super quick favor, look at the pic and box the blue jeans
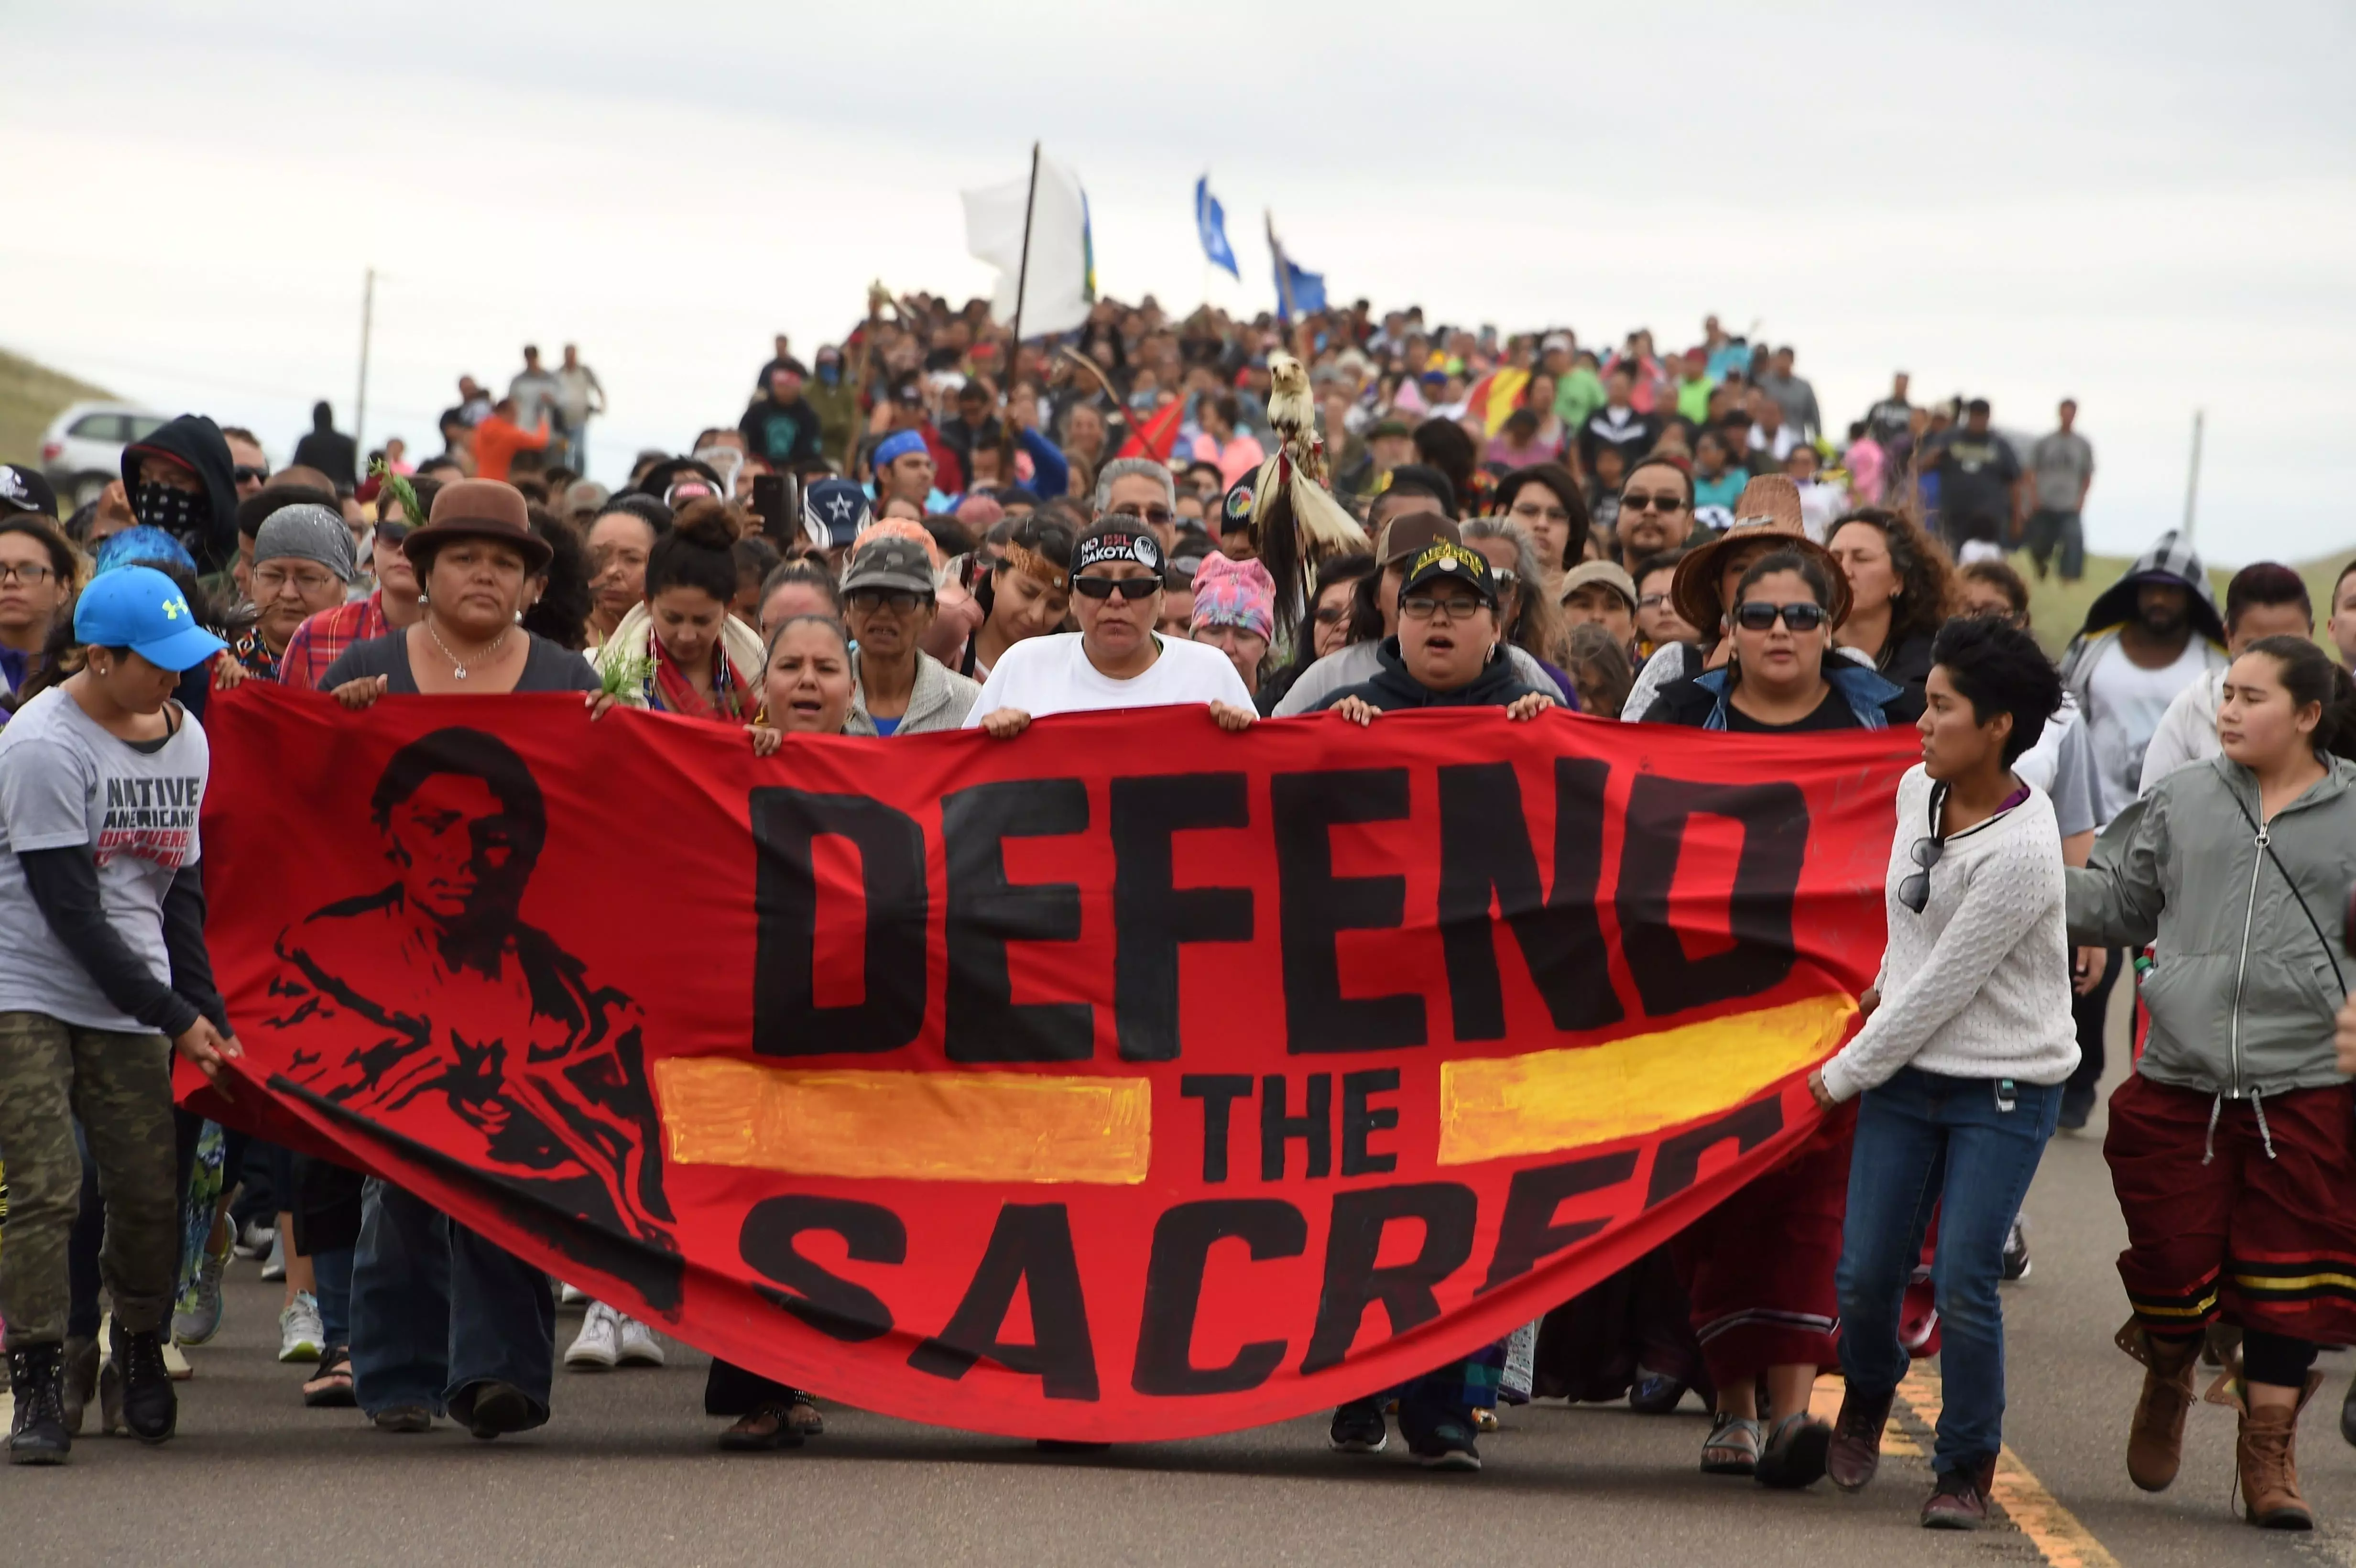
[314,1244,355,1348]
[1835,1067,2059,1475]
[349,1180,554,1425]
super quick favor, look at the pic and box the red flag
[1117,399,1186,462]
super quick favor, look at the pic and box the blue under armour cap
[73,565,226,673]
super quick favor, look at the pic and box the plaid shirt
[280,592,390,691]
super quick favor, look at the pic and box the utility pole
[355,267,376,457]
[2181,409,2204,543]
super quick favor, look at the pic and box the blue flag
[1194,176,1239,279]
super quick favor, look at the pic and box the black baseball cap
[1397,540,1499,606]
[0,464,59,520]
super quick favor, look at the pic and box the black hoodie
[1315,636,1554,713]
[121,414,240,575]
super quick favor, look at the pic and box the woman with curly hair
[1829,507,1953,711]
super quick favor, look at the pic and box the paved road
[14,1024,2356,1568]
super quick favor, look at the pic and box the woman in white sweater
[1806,616,2078,1530]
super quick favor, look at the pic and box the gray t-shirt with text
[0,687,208,1030]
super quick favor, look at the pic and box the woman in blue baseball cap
[0,564,240,1464]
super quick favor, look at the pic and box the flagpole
[1001,141,1041,487]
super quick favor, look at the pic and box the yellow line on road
[1895,1362,2122,1568]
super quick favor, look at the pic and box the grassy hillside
[0,346,112,472]
[2022,551,2350,659]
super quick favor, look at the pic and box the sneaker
[615,1315,666,1367]
[234,1218,276,1259]
[2001,1216,2032,1282]
[1628,1370,1690,1415]
[565,1303,621,1370]
[258,1231,286,1283]
[59,1336,98,1437]
[277,1291,325,1363]
[559,1282,590,1307]
[112,1325,177,1444]
[8,1344,71,1465]
[372,1404,434,1434]
[1921,1460,1996,1529]
[162,1340,192,1380]
[1328,1398,1387,1454]
[1404,1416,1482,1472]
[172,1223,234,1346]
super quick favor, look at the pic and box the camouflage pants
[0,1012,177,1348]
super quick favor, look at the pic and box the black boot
[111,1323,177,1444]
[8,1344,72,1464]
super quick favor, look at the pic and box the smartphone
[751,474,791,548]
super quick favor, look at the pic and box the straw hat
[1668,476,1850,635]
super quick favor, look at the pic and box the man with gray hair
[229,505,357,682]
[1094,458,1179,553]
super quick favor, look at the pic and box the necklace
[425,618,511,679]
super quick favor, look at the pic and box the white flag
[962,152,1094,338]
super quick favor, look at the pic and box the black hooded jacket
[1315,637,1555,713]
[121,414,240,575]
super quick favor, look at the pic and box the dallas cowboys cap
[0,463,58,519]
[802,478,871,550]
[73,565,227,672]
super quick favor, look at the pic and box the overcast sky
[8,0,2353,562]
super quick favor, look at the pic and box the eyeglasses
[1637,592,1671,610]
[252,566,340,595]
[845,587,930,613]
[1621,491,1686,513]
[1733,601,1828,633]
[1071,574,1159,600]
[0,562,56,586]
[233,465,272,485]
[1109,504,1176,527]
[1400,592,1486,621]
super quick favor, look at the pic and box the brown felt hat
[1670,514,1851,639]
[1376,510,1460,566]
[402,478,553,573]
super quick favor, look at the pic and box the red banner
[188,685,1909,1439]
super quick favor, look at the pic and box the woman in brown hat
[1638,544,1908,1491]
[321,479,605,705]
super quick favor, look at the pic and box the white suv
[41,402,172,509]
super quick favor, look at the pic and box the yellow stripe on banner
[1436,993,1855,1166]
[653,1059,1151,1185]
[1897,1363,2122,1568]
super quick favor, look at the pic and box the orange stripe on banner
[653,1059,1151,1185]
[1436,993,1855,1165]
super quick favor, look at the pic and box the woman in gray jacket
[2066,635,2356,1531]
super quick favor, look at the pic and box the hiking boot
[2219,1371,2323,1531]
[1921,1457,1997,1530]
[112,1323,177,1444]
[1753,1413,1832,1490]
[459,1380,540,1440]
[1827,1386,1894,1492]
[58,1336,98,1437]
[1328,1397,1387,1454]
[2118,1319,2200,1492]
[8,1344,71,1465]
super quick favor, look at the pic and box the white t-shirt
[962,632,1253,724]
[2083,637,2210,825]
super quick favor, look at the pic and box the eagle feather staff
[1245,350,1369,646]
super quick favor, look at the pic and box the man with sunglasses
[965,516,1254,739]
[1614,458,1697,575]
[221,428,272,501]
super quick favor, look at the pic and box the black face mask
[134,481,204,540]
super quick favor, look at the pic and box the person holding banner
[1644,544,1904,1487]
[745,614,860,756]
[964,515,1254,737]
[1804,615,2074,1530]
[2064,635,2356,1530]
[589,499,764,721]
[839,536,980,737]
[0,566,237,1464]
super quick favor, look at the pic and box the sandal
[303,1346,357,1408]
[1702,1412,1764,1475]
[786,1393,825,1437]
[1755,1412,1833,1490]
[720,1403,806,1452]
